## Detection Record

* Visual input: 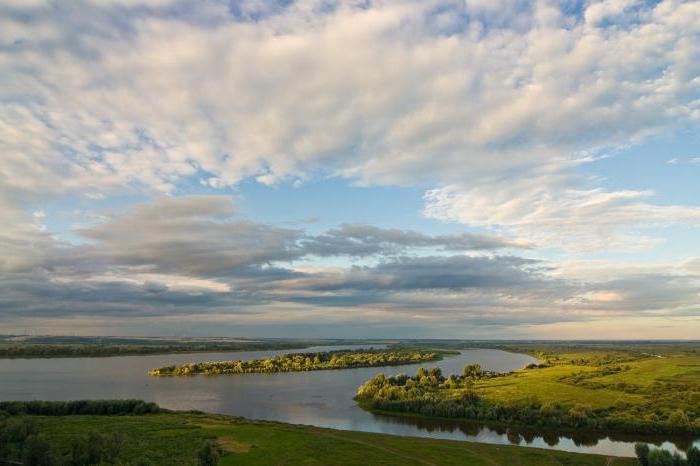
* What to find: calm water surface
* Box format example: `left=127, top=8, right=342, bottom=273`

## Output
left=1, top=346, right=697, bottom=458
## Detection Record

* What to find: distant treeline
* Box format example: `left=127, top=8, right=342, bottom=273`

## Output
left=0, top=400, right=161, bottom=416
left=0, top=341, right=314, bottom=358
left=149, top=350, right=443, bottom=376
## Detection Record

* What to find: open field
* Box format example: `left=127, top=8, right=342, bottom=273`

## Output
left=358, top=344, right=700, bottom=436
left=0, top=411, right=634, bottom=465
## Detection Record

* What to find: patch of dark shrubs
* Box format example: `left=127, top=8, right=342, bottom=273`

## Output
left=0, top=400, right=160, bottom=416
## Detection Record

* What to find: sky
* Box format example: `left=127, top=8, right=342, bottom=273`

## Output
left=1, top=0, right=699, bottom=339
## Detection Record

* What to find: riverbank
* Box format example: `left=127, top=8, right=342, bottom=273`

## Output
left=0, top=409, right=634, bottom=465
left=355, top=346, right=700, bottom=437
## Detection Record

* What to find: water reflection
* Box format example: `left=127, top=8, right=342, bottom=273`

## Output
left=372, top=412, right=700, bottom=457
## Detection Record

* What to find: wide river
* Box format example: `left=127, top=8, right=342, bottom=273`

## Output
left=0, top=345, right=697, bottom=458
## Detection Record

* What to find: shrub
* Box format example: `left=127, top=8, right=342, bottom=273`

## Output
left=22, top=434, right=52, bottom=466
left=634, top=442, right=650, bottom=466
left=197, top=440, right=220, bottom=466
left=668, top=410, right=690, bottom=428
left=687, top=446, right=700, bottom=466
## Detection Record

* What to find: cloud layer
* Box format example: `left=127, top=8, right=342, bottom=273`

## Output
left=1, top=196, right=698, bottom=337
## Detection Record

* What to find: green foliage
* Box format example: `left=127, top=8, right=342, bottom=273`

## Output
left=22, top=434, right=52, bottom=466
left=463, top=364, right=483, bottom=378
left=69, top=432, right=123, bottom=465
left=355, top=350, right=700, bottom=436
left=149, top=350, right=441, bottom=376
left=647, top=448, right=675, bottom=466
left=0, top=411, right=637, bottom=465
left=0, top=421, right=124, bottom=465
left=687, top=447, right=700, bottom=466
left=197, top=440, right=220, bottom=466
left=0, top=400, right=160, bottom=416
left=635, top=442, right=650, bottom=466
left=358, top=344, right=700, bottom=435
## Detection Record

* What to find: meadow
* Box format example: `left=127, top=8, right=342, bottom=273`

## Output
left=0, top=410, right=635, bottom=465
left=357, top=344, right=700, bottom=436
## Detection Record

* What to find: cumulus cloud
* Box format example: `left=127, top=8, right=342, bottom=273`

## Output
left=67, top=196, right=522, bottom=276
left=1, top=0, right=698, bottom=195
left=75, top=195, right=302, bottom=275
left=1, top=195, right=546, bottom=319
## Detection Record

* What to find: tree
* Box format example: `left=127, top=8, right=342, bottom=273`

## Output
left=463, top=364, right=482, bottom=378
left=198, top=440, right=220, bottom=466
left=22, top=435, right=52, bottom=466
left=647, top=449, right=674, bottom=466
left=687, top=446, right=700, bottom=466
left=635, top=443, right=650, bottom=466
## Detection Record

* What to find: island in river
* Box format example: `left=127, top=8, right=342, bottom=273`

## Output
left=148, top=349, right=445, bottom=376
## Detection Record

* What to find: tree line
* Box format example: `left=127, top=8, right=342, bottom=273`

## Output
left=0, top=341, right=312, bottom=359
left=149, top=350, right=441, bottom=376
left=0, top=400, right=161, bottom=417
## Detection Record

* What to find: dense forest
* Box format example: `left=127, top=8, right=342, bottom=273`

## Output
left=356, top=351, right=700, bottom=436
left=149, top=350, right=443, bottom=376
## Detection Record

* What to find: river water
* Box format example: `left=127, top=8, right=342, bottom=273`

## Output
left=0, top=346, right=697, bottom=458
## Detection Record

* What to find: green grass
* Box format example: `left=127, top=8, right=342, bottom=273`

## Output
left=472, top=354, right=700, bottom=416
left=471, top=364, right=645, bottom=407
left=357, top=347, right=700, bottom=435
left=13, top=412, right=634, bottom=465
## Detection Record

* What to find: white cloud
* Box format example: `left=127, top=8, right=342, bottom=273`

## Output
left=424, top=180, right=700, bottom=251
left=1, top=0, right=699, bottom=197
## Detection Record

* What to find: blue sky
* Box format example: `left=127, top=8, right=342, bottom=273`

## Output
left=1, top=0, right=699, bottom=338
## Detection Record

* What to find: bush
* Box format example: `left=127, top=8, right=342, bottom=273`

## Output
left=197, top=440, right=220, bottom=466
left=668, top=410, right=690, bottom=428
left=22, top=434, right=52, bottom=466
left=687, top=446, right=700, bottom=466
left=635, top=442, right=650, bottom=466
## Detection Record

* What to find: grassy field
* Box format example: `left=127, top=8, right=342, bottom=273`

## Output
left=358, top=345, right=700, bottom=435
left=472, top=353, right=700, bottom=429
left=2, top=412, right=635, bottom=465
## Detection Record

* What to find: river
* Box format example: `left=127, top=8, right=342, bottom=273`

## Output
left=0, top=345, right=697, bottom=458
